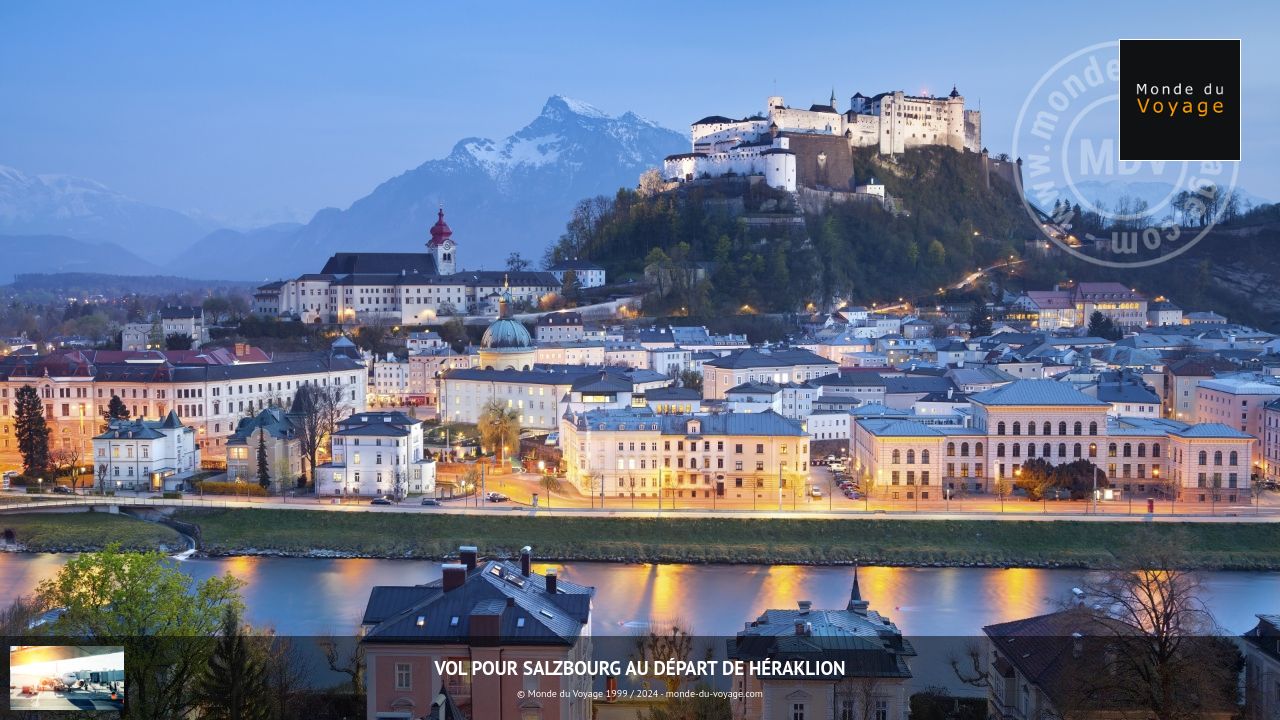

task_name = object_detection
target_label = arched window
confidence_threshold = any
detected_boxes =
[997,422,1006,436]
[1012,422,1021,436]
[1137,444,1146,458]
[1043,442,1052,457]
[1073,421,1083,436]
[1152,444,1161,458]
[1109,443,1117,458]
[997,443,1006,458]
[1198,451,1207,465]
[1028,422,1036,436]
[975,442,984,456]
[1073,443,1082,458]
[1012,444,1021,458]
[907,450,916,464]
[1059,443,1068,458]
[1230,451,1238,466]
[961,442,970,457]
[1213,451,1223,466]
[1059,421,1068,436]
[922,450,930,464]
[1088,443,1098,458]
[892,449,901,464]
[1043,421,1052,436]
[1089,422,1098,435]
[947,442,956,457]
[1028,443,1037,457]
[1123,443,1132,458]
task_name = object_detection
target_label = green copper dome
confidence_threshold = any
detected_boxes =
[481,318,532,349]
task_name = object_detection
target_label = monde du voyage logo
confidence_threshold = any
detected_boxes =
[1120,39,1241,162]
[1014,39,1241,269]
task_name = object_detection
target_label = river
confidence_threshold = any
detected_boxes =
[3,553,1278,637]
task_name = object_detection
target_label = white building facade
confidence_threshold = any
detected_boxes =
[315,411,435,498]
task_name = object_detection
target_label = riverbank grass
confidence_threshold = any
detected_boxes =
[173,509,1280,569]
[0,511,186,552]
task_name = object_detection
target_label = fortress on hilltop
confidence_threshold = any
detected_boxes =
[663,88,982,193]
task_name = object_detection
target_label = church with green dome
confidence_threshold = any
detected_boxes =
[478,277,536,371]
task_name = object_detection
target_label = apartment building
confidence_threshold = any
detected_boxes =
[559,407,809,502]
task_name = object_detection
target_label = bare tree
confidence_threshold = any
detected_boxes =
[631,620,697,694]
[1076,557,1241,720]
[835,674,886,720]
[319,635,364,702]
[293,383,348,490]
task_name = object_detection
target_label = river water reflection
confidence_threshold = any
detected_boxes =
[3,554,1277,637]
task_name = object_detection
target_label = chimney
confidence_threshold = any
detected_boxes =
[1071,631,1084,659]
[545,568,558,594]
[797,600,812,615]
[442,563,467,592]
[459,545,478,571]
[520,546,532,576]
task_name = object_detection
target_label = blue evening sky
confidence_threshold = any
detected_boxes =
[1,1,1276,226]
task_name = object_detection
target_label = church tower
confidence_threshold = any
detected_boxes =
[428,208,456,275]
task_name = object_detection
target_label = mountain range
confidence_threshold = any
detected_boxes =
[0,96,688,282]
[4,99,1273,284]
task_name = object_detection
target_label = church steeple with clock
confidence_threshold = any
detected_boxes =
[427,207,456,275]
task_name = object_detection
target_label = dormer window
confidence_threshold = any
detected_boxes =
[686,420,701,435]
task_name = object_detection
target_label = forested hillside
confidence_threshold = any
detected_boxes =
[546,147,1035,314]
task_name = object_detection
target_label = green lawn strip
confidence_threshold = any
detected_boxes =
[0,512,185,552]
[172,509,1280,569]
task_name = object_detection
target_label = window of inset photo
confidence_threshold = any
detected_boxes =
[9,645,125,712]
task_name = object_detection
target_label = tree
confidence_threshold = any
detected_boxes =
[477,399,520,465]
[166,332,195,350]
[560,269,582,302]
[293,384,348,489]
[966,303,992,338]
[506,252,530,272]
[637,168,666,197]
[14,384,50,478]
[319,635,365,704]
[1013,457,1056,500]
[677,369,703,393]
[438,317,469,352]
[195,605,271,720]
[36,545,243,720]
[1072,537,1242,720]
[102,393,131,425]
[631,621,697,694]
[256,429,271,489]
[1053,459,1107,500]
[538,472,562,509]
[1087,310,1122,341]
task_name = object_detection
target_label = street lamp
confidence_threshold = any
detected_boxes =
[1089,444,1098,514]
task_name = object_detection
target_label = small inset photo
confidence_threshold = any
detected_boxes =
[9,645,125,712]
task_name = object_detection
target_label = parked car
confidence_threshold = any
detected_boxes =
[485,492,509,503]
[370,497,393,506]
[843,489,860,499]
[52,485,74,494]
[420,498,441,506]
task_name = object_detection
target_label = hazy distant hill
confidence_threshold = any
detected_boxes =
[0,166,218,264]
[169,96,687,279]
[0,234,159,284]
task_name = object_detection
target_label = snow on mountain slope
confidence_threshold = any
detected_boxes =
[171,95,688,279]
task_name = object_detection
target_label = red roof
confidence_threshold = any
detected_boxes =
[428,208,453,247]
